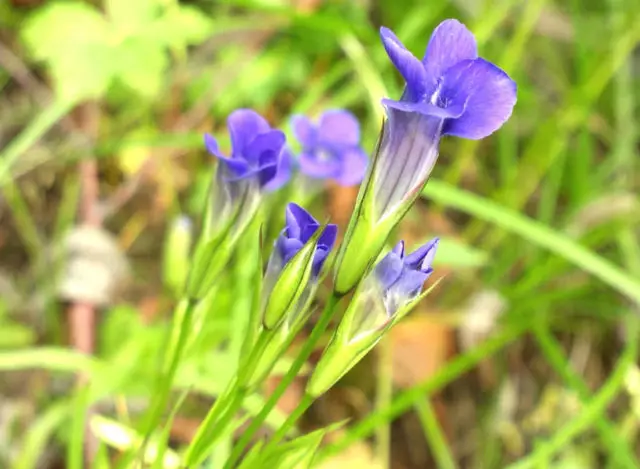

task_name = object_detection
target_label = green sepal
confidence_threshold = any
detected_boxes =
[238,422,346,469]
[239,224,266,360]
[262,225,325,330]
[307,276,443,397]
[244,285,317,390]
[186,175,260,300]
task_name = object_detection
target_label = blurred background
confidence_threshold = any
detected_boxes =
[1,0,640,468]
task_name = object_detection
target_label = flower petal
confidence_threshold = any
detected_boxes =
[372,107,443,221]
[392,241,405,257]
[204,133,225,158]
[299,151,341,179]
[312,247,331,276]
[318,110,361,147]
[334,147,368,187]
[389,267,431,301]
[291,114,316,149]
[216,153,250,177]
[441,58,517,140]
[277,236,304,264]
[423,19,477,80]
[244,129,286,164]
[404,238,439,271]
[374,250,405,291]
[319,224,338,250]
[381,98,465,119]
[227,109,271,156]
[262,148,292,192]
[380,27,428,99]
[285,203,318,240]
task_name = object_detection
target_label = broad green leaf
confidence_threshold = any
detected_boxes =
[151,5,213,51]
[21,3,110,61]
[113,37,167,97]
[106,0,159,33]
[21,2,113,102]
[49,43,115,102]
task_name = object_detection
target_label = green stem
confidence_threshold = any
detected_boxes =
[505,317,639,469]
[141,299,196,443]
[183,331,272,466]
[375,336,393,468]
[414,398,456,469]
[224,294,340,469]
[266,393,314,449]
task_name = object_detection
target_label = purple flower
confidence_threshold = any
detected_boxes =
[276,203,338,276]
[373,20,517,218]
[374,238,439,315]
[291,110,368,187]
[205,109,291,194]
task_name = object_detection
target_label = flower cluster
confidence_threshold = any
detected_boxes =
[195,15,515,400]
[181,18,516,467]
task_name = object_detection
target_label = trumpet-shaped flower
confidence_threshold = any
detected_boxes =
[334,19,516,294]
[374,19,516,218]
[308,238,439,396]
[291,110,368,187]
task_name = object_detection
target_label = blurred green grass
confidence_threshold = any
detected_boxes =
[1,0,640,467]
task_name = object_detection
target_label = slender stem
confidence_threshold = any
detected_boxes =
[183,331,272,466]
[414,398,456,469]
[375,336,393,468]
[224,294,340,469]
[140,298,196,450]
[266,394,314,449]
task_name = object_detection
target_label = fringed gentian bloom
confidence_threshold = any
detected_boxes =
[308,238,439,397]
[204,109,291,225]
[291,110,368,187]
[275,203,338,277]
[334,19,516,294]
[262,203,337,329]
[373,239,438,316]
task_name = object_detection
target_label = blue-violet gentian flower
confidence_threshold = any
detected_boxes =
[308,238,439,397]
[291,110,368,186]
[262,203,337,329]
[204,109,291,224]
[373,239,438,315]
[275,203,338,277]
[334,19,516,294]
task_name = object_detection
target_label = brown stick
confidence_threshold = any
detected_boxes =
[66,102,101,465]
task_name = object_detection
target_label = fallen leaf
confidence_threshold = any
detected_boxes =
[389,315,455,388]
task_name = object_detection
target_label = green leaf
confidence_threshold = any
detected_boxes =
[21,3,109,61]
[432,236,488,269]
[113,37,168,97]
[50,43,115,102]
[151,5,213,51]
[21,2,114,102]
[106,0,160,33]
